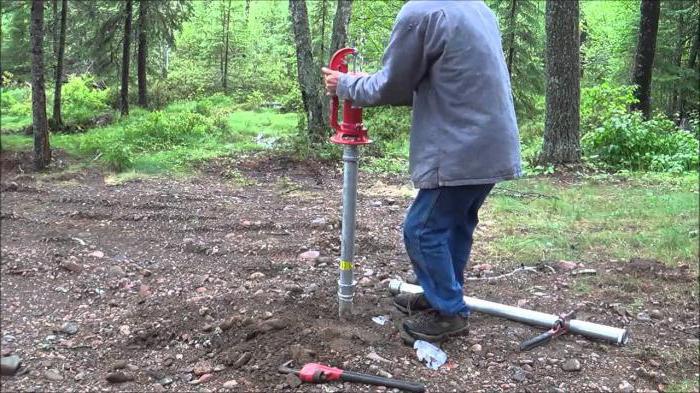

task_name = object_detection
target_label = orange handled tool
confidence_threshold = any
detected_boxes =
[279,361,425,393]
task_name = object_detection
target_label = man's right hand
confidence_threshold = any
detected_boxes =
[322,68,369,96]
[321,67,340,96]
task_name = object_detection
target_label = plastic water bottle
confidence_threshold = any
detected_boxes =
[413,340,447,370]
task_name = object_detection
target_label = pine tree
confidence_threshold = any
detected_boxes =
[120,0,132,117]
[30,0,51,169]
[652,0,698,123]
[137,0,148,107]
[541,0,581,165]
[51,0,67,129]
[487,0,545,118]
[630,0,660,119]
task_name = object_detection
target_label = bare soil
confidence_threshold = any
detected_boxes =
[1,152,698,393]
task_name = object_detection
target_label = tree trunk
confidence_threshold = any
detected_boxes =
[541,0,580,165]
[162,40,169,79]
[52,0,67,129]
[137,0,147,107]
[679,23,699,127]
[688,24,699,70]
[31,0,51,170]
[669,15,683,117]
[329,0,353,56]
[219,3,225,82]
[120,0,132,117]
[245,0,250,24]
[52,0,59,60]
[505,0,517,75]
[290,0,325,143]
[630,0,660,119]
[323,0,353,126]
[319,0,327,61]
[223,0,232,93]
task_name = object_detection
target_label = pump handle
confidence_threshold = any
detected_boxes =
[328,48,356,132]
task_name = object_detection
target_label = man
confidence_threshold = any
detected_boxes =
[322,1,521,342]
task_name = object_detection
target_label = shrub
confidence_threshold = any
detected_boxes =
[59,75,111,125]
[580,83,637,135]
[582,112,699,173]
[240,90,266,111]
[123,110,214,153]
[362,106,411,144]
[75,107,223,171]
[0,86,31,118]
[278,89,302,113]
[101,141,133,172]
[150,60,218,108]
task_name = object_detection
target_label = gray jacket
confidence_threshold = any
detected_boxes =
[337,0,521,189]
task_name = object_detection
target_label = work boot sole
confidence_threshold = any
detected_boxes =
[402,323,469,343]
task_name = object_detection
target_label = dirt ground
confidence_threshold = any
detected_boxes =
[1,150,698,393]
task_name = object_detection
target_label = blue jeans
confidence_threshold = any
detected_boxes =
[403,184,494,316]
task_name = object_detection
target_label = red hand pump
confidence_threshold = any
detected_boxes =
[328,48,370,145]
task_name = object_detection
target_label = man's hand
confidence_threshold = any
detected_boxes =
[322,67,369,96]
[321,67,341,96]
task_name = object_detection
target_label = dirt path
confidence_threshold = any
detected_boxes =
[1,152,698,392]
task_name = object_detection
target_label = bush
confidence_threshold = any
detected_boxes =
[123,110,215,153]
[582,112,699,173]
[362,107,411,144]
[241,90,266,111]
[151,60,218,108]
[59,75,111,125]
[581,83,637,135]
[76,107,223,171]
[0,86,31,118]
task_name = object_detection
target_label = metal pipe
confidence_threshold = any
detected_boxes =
[338,145,359,318]
[388,280,629,346]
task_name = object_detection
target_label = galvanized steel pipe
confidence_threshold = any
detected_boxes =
[388,280,629,345]
[338,145,359,318]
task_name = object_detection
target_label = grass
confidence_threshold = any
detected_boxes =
[666,379,700,393]
[0,134,32,151]
[0,97,300,174]
[483,172,699,266]
[1,114,31,132]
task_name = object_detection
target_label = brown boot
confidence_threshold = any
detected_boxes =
[393,293,432,314]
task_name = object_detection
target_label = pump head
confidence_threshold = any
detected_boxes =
[328,48,371,145]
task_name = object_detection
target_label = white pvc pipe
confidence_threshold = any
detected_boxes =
[388,280,629,346]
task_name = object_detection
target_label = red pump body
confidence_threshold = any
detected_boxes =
[328,48,371,145]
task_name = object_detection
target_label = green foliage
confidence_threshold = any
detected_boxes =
[76,107,218,171]
[0,76,113,132]
[1,85,33,132]
[57,75,112,125]
[580,83,637,135]
[124,111,214,152]
[652,1,699,117]
[0,133,32,151]
[0,86,31,118]
[151,59,218,107]
[582,112,699,173]
[241,90,266,111]
[363,107,411,143]
[580,1,638,86]
[487,0,545,118]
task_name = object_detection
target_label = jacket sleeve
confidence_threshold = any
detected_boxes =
[336,8,447,107]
